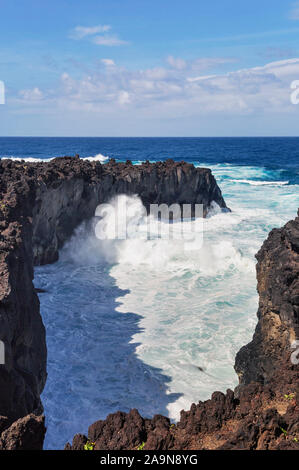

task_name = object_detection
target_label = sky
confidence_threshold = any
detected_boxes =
[0,0,299,136]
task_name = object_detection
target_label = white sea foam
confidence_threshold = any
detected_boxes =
[63,195,253,274]
[195,162,269,179]
[81,153,109,162]
[1,156,52,162]
[36,161,299,449]
[1,153,109,162]
[232,179,289,186]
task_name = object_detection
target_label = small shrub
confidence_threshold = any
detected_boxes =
[284,393,295,401]
[280,427,288,439]
[84,441,95,450]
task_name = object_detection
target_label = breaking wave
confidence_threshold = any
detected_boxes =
[35,161,299,449]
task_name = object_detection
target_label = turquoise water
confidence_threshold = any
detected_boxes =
[2,138,297,449]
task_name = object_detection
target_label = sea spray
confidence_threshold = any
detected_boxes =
[62,195,243,272]
[36,161,299,449]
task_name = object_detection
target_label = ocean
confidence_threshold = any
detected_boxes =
[0,137,298,449]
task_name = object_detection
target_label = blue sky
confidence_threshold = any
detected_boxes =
[1,0,299,136]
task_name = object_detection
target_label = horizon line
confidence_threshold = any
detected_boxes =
[0,135,299,139]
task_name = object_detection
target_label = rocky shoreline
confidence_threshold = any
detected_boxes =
[0,156,298,450]
[66,210,299,450]
[0,156,228,449]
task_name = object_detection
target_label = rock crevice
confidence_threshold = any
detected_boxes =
[0,157,227,449]
[66,211,299,451]
[235,210,299,385]
[1,156,297,450]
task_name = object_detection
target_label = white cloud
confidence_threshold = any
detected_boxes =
[166,56,236,75]
[144,67,168,80]
[191,57,236,70]
[259,46,297,60]
[289,1,299,20]
[14,58,299,120]
[167,56,186,70]
[118,91,130,105]
[0,81,5,104]
[93,35,128,46]
[69,24,128,47]
[187,75,217,82]
[69,25,111,40]
[19,87,43,101]
[101,59,116,66]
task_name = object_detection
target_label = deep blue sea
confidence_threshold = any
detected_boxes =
[0,137,298,449]
[0,137,299,185]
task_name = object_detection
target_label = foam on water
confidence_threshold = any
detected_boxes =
[1,156,50,162]
[0,153,109,162]
[35,161,299,449]
[230,179,289,186]
[82,153,109,162]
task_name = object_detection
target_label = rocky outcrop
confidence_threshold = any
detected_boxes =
[0,414,46,450]
[66,356,299,450]
[1,154,297,450]
[31,157,228,264]
[0,169,46,424]
[66,211,299,451]
[235,210,299,385]
[0,156,227,449]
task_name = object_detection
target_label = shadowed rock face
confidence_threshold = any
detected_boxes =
[66,365,299,451]
[66,211,299,451]
[0,156,227,449]
[1,155,297,450]
[0,414,46,450]
[235,210,299,385]
[32,157,228,265]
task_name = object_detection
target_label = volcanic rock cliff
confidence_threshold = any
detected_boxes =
[32,157,227,264]
[0,156,227,449]
[0,155,298,450]
[235,213,299,385]
[66,211,299,451]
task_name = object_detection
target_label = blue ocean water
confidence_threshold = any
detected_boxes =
[1,137,298,449]
[0,136,299,185]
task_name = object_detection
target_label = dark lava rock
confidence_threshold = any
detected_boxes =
[1,155,298,450]
[66,211,299,451]
[0,414,46,450]
[0,156,227,449]
[235,209,299,385]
